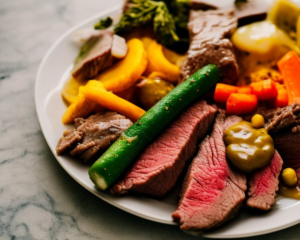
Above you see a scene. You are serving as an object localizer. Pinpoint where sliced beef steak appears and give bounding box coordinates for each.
[272,127,300,170]
[259,103,300,171]
[172,113,246,233]
[247,150,283,211]
[56,111,132,162]
[111,101,217,198]
[181,9,238,84]
[263,102,300,132]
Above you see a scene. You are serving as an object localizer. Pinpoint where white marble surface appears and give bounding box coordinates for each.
[1,0,300,239]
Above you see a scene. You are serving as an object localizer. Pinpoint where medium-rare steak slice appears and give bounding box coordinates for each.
[111,101,217,198]
[56,111,132,162]
[247,150,283,211]
[181,9,238,84]
[172,113,246,233]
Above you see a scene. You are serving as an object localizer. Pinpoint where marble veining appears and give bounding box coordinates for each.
[1,0,300,239]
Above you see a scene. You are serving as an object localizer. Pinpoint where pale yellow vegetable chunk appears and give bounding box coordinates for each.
[61,77,86,104]
[267,0,300,39]
[232,21,300,55]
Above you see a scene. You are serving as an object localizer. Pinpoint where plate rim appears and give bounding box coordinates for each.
[34,3,300,238]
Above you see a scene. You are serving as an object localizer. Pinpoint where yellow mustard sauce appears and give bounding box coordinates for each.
[224,121,275,172]
[279,185,300,200]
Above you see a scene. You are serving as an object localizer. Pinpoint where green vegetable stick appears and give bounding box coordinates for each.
[89,64,220,190]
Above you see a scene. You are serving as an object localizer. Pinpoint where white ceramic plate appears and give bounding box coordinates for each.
[35,3,300,238]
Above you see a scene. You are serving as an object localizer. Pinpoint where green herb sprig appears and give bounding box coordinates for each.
[94,17,113,30]
[115,0,179,46]
[94,0,190,49]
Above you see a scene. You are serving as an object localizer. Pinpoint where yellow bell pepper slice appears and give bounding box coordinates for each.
[62,95,95,124]
[80,81,145,122]
[96,38,148,93]
[62,80,145,124]
[61,81,105,124]
[145,40,180,83]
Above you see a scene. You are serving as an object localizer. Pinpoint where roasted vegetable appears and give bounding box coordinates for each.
[89,64,220,190]
[232,21,300,55]
[62,80,106,124]
[80,81,145,121]
[62,80,145,124]
[250,79,278,101]
[237,86,252,94]
[267,0,300,41]
[96,38,148,92]
[277,51,300,104]
[145,39,180,82]
[213,83,239,103]
[274,88,289,108]
[61,77,86,104]
[62,95,95,124]
[95,38,147,92]
[137,78,174,109]
[226,93,258,115]
[267,83,289,109]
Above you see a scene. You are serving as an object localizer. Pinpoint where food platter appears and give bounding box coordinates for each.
[35,3,300,238]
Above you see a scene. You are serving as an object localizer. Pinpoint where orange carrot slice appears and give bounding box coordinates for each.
[277,51,300,104]
[250,79,278,101]
[214,83,239,103]
[226,93,258,115]
[237,86,252,94]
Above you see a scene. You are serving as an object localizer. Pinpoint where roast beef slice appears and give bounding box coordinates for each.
[181,9,238,84]
[71,31,114,80]
[247,150,283,211]
[56,111,132,162]
[111,101,217,198]
[255,103,300,171]
[264,102,300,132]
[172,113,246,233]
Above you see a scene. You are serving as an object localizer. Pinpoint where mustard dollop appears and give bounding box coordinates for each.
[224,121,274,172]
